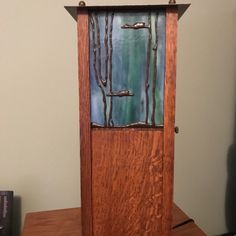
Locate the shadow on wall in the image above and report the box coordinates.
[12,196,22,236]
[224,10,236,235]
[225,100,236,234]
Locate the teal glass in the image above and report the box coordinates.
[90,11,166,127]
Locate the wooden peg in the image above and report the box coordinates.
[175,126,179,134]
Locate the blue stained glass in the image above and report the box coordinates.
[89,11,166,127]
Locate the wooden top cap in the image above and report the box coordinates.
[65,3,190,21]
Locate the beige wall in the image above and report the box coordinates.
[175,1,236,235]
[0,0,235,235]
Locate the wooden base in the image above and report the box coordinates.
[22,204,206,236]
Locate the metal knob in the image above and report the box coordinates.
[175,126,179,134]
[79,1,86,6]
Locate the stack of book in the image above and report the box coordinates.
[0,191,13,236]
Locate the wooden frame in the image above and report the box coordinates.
[76,5,189,236]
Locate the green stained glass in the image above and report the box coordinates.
[90,11,166,127]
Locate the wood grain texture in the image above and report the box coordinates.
[163,8,178,236]
[22,208,82,236]
[77,10,92,236]
[92,128,163,236]
[21,205,206,236]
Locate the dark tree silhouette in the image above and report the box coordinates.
[91,14,107,126]
[151,14,158,125]
[108,12,115,127]
[145,12,152,124]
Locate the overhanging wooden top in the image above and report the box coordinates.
[65,4,190,21]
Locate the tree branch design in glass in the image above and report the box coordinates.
[90,11,166,127]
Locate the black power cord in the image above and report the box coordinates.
[172,219,195,229]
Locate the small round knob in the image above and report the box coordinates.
[79,1,86,6]
[169,0,176,4]
[175,126,179,134]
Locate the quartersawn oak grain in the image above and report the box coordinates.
[92,128,164,236]
[77,10,93,236]
[163,8,178,236]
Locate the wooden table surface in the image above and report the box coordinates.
[22,204,206,236]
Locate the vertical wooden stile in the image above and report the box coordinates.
[163,7,178,236]
[77,10,93,236]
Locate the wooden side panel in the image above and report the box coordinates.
[92,129,163,236]
[77,10,93,236]
[163,8,178,236]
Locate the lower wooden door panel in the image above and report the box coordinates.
[92,128,164,236]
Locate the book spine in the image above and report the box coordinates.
[0,191,13,236]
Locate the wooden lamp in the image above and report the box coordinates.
[66,2,190,235]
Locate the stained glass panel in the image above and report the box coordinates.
[90,11,166,127]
